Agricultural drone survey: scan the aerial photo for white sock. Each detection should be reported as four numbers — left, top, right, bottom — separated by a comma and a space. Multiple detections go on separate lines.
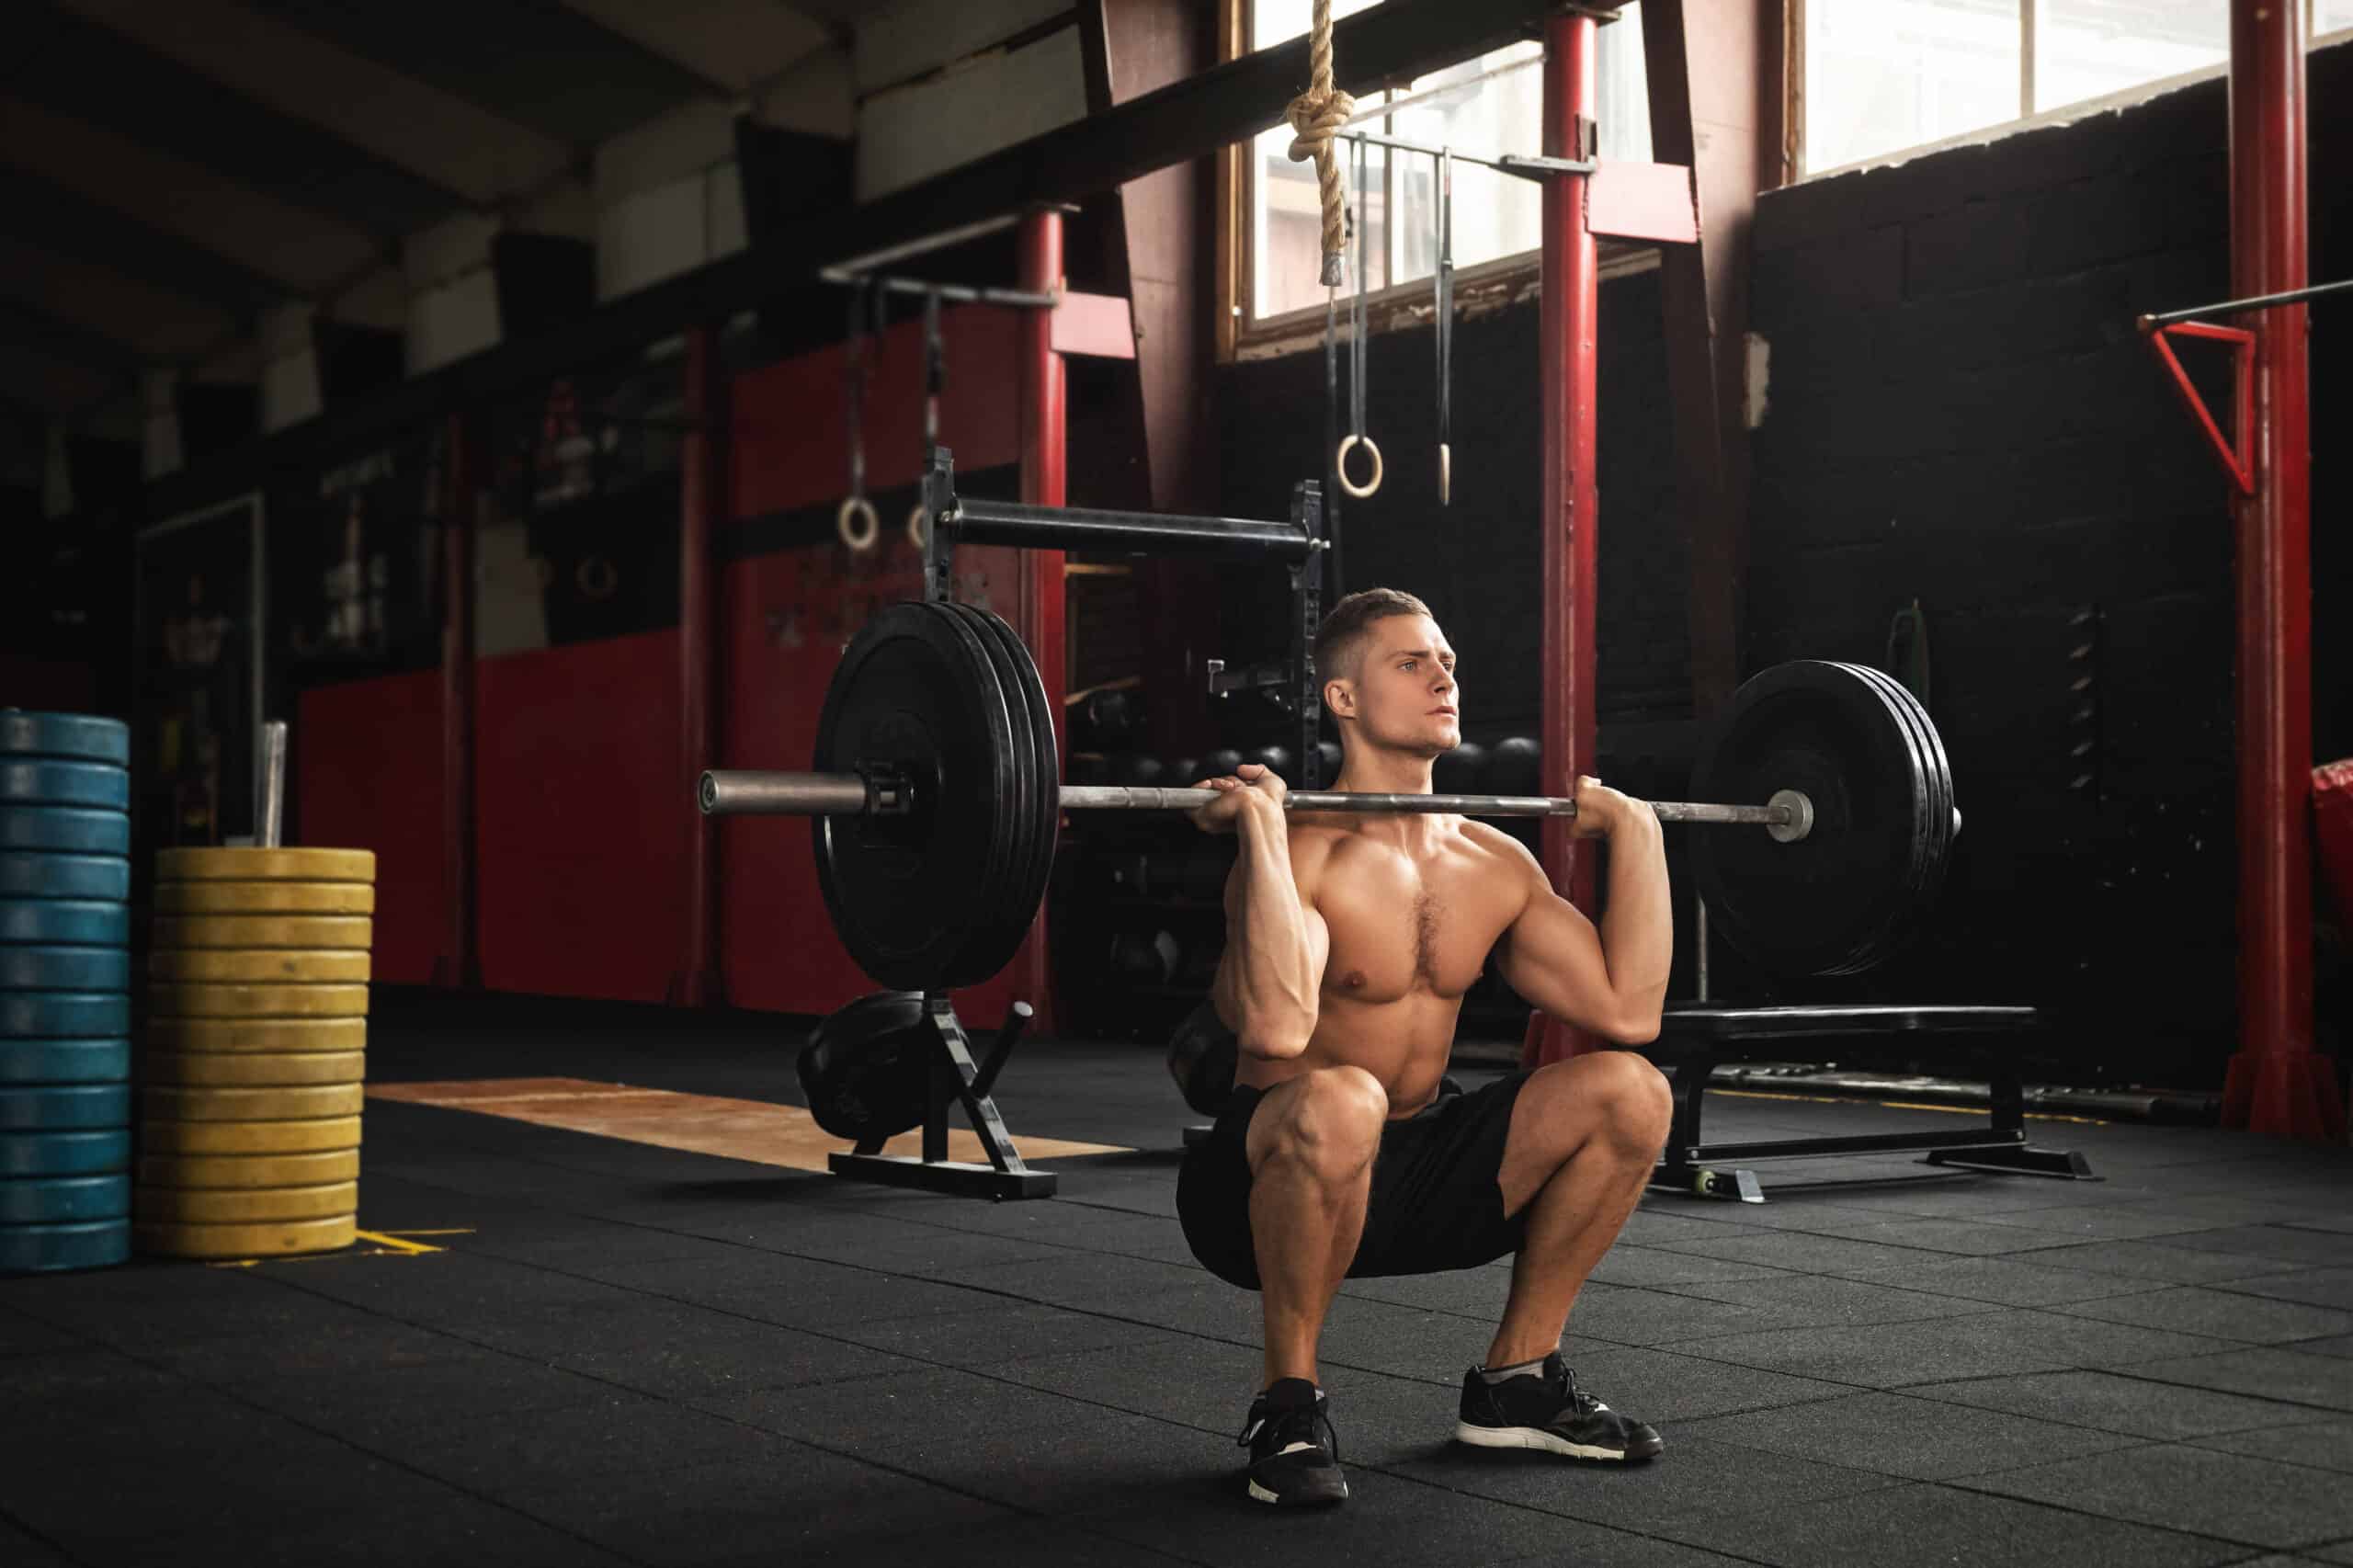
1477, 1354, 1550, 1385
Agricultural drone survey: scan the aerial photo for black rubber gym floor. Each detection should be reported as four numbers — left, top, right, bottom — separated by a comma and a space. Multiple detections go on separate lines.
5, 993, 2350, 1568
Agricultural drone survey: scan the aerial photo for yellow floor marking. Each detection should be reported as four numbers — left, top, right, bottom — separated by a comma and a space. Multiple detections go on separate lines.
352, 1229, 444, 1255
368, 1076, 1129, 1172
1711, 1087, 2104, 1126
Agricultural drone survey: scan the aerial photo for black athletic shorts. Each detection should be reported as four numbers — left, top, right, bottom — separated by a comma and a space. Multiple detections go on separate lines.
1176, 1070, 1535, 1290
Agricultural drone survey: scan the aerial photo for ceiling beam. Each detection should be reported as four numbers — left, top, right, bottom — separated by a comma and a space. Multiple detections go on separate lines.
0, 167, 281, 328
247, 0, 718, 149
762, 0, 1569, 269
15, 1, 477, 238
0, 300, 153, 380
147, 0, 1563, 512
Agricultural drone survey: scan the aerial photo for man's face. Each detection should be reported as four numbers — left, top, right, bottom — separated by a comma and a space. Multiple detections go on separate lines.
1339, 614, 1461, 757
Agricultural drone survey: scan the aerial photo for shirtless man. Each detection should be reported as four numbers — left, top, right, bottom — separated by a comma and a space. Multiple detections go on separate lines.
1176, 587, 1677, 1508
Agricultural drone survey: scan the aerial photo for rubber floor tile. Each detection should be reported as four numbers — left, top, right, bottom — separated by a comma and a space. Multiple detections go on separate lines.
1079, 1462, 1627, 1568
2149, 1229, 2353, 1269
1977, 1207, 2276, 1243
2051, 1286, 2353, 1345
1956, 1443, 2353, 1550
2207, 1272, 2353, 1311
1584, 1244, 1794, 1289
1656, 1270, 2011, 1326
1392, 1431, 1893, 1534
827, 1296, 1183, 1365
226, 1351, 628, 1432
501, 1452, 1014, 1567
1837, 1253, 2177, 1306
343, 1393, 795, 1492
1486, 1342, 1861, 1424
2186, 1417, 2353, 1474
1652, 1480, 2245, 1568
2021, 1241, 2335, 1286
699, 1362, 1112, 1447
1540, 1281, 1833, 1346
2118, 1347, 2353, 1412
462, 1297, 931, 1398
0, 1311, 79, 1356
739, 1513, 1198, 1568
1672, 1308, 2234, 1387
1907, 1368, 2336, 1439
1792, 1217, 2094, 1256
1677, 1389, 2145, 1479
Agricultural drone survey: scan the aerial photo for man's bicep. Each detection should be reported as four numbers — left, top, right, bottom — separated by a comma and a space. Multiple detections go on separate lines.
1495, 857, 1619, 1031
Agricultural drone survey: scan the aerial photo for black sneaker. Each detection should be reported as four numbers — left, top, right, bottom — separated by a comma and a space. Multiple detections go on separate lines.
1236, 1378, 1348, 1506
1455, 1352, 1664, 1461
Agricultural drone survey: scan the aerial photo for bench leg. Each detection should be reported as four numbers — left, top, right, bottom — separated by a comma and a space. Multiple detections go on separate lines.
1650, 1053, 1766, 1202
1919, 1064, 2099, 1180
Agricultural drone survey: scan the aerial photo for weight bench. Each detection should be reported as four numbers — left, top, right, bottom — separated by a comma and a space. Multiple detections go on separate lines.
1644, 1004, 2097, 1202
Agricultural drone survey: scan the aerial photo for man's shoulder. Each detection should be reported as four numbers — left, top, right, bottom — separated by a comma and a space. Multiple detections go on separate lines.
1456, 817, 1542, 870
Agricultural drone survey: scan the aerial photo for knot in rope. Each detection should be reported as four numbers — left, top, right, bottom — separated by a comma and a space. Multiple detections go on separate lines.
1282, 0, 1352, 288
1282, 84, 1358, 168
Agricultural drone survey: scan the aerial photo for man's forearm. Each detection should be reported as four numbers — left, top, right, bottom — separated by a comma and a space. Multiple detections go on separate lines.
1597, 808, 1673, 1036
1223, 798, 1316, 1054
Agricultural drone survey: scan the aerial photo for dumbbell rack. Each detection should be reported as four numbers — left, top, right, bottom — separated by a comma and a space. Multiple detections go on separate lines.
817, 446, 1325, 1200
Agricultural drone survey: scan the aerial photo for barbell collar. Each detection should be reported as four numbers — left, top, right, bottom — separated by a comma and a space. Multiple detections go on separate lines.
699, 769, 1800, 830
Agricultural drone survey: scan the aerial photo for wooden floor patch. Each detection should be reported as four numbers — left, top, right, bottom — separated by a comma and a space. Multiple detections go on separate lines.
367, 1077, 1128, 1172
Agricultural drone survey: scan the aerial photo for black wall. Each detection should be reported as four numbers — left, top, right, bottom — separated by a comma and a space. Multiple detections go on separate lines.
1212, 41, 2352, 1085
1216, 270, 1688, 743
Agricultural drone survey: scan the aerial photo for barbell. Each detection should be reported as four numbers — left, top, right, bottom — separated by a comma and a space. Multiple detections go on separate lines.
699, 601, 1961, 990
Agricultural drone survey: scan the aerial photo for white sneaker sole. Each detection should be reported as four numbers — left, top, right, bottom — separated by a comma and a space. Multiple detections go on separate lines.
1246, 1477, 1347, 1506
1453, 1421, 1654, 1460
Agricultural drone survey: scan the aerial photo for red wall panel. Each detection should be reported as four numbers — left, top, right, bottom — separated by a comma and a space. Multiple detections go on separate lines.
733, 304, 1020, 518
294, 670, 446, 985
474, 629, 688, 1002
719, 310, 1030, 1024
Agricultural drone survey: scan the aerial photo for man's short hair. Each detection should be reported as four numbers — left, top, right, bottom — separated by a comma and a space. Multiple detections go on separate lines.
1313, 587, 1435, 701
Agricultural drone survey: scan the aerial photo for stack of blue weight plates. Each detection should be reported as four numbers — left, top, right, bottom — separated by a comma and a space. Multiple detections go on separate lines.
0, 710, 132, 1275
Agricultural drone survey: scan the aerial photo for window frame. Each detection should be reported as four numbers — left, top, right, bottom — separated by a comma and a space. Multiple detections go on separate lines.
1214, 0, 1656, 363
1791, 0, 2353, 181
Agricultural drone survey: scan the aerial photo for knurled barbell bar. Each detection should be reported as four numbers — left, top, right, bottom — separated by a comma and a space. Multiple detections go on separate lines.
696, 601, 1961, 992
701, 770, 1816, 835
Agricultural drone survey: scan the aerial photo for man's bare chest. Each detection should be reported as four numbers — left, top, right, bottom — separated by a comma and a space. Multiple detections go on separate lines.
1316, 848, 1515, 1002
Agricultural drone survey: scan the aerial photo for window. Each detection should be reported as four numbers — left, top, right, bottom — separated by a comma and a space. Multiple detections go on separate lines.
1235, 1, 1652, 338
1803, 0, 2353, 176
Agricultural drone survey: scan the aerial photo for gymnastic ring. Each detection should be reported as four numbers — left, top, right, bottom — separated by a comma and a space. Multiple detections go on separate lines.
1336, 434, 1383, 499
574, 554, 619, 601
836, 496, 880, 551
906, 505, 929, 551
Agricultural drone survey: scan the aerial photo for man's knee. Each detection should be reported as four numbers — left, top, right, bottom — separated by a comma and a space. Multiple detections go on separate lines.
1586, 1051, 1673, 1155
1253, 1066, 1388, 1184
1534, 1051, 1673, 1159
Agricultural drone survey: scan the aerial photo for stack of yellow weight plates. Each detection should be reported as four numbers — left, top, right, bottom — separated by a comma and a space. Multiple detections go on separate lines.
136, 846, 376, 1259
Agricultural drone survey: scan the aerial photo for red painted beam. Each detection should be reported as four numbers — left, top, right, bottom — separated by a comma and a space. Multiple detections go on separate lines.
2221, 0, 2337, 1140
1011, 210, 1067, 1036
436, 410, 479, 989
1526, 12, 1603, 1070
673, 326, 724, 1006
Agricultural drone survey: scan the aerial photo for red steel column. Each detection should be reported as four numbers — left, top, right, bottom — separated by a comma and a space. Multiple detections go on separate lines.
1013, 209, 1066, 1033
1526, 13, 1603, 1068
2222, 0, 2336, 1139
437, 409, 478, 989
673, 325, 724, 1006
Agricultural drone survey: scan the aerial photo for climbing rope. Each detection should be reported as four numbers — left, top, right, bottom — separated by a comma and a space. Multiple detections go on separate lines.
1283, 0, 1354, 288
